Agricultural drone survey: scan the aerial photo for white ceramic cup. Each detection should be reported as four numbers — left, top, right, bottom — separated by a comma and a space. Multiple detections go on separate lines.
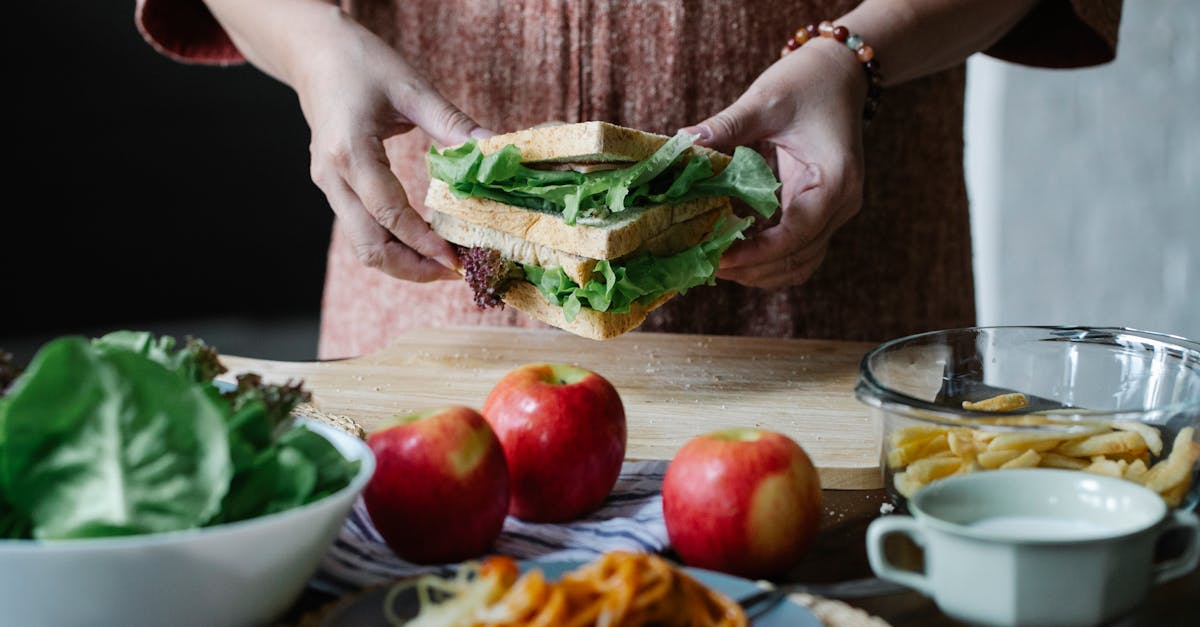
866, 469, 1199, 627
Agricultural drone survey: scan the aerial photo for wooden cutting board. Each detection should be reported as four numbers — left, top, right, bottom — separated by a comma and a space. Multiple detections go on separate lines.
220, 327, 882, 489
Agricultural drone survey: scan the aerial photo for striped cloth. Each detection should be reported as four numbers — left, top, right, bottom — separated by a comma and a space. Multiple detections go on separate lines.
313, 460, 670, 593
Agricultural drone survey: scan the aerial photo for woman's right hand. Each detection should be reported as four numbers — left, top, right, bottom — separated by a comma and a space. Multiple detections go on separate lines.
205, 0, 489, 282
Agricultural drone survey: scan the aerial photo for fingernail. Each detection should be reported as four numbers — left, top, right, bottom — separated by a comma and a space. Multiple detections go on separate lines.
469, 126, 495, 140
681, 124, 712, 144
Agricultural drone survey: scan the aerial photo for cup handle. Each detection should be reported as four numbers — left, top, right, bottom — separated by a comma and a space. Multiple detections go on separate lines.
866, 516, 931, 596
1153, 509, 1200, 585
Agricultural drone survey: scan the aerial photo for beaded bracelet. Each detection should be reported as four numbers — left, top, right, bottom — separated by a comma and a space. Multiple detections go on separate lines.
781, 21, 883, 123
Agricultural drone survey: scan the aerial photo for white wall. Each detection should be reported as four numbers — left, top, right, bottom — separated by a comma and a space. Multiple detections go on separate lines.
966, 1, 1199, 342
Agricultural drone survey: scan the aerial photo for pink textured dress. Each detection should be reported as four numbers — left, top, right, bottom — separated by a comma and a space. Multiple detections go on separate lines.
136, 0, 1121, 359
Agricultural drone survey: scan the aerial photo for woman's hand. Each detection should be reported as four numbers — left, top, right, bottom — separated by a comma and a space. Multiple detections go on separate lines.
683, 37, 867, 289
204, 0, 489, 282
296, 11, 492, 282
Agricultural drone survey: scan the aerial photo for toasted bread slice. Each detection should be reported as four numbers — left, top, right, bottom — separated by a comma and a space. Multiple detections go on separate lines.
636, 208, 727, 258
475, 121, 731, 171
425, 179, 731, 261
503, 281, 674, 340
431, 210, 596, 284
431, 207, 728, 284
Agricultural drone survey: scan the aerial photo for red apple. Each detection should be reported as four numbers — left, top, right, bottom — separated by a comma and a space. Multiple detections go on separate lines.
482, 363, 626, 522
362, 405, 509, 564
662, 428, 823, 579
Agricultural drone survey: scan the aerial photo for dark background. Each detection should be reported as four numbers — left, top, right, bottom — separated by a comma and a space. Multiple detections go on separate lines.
2, 2, 331, 362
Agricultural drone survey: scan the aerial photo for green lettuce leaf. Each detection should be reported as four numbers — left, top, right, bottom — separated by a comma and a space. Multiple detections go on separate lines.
659, 155, 715, 200
1, 338, 232, 539
523, 215, 752, 322
427, 131, 780, 224
598, 130, 697, 213
0, 333, 359, 540
213, 415, 359, 525
93, 331, 226, 384
427, 141, 483, 183
652, 146, 781, 217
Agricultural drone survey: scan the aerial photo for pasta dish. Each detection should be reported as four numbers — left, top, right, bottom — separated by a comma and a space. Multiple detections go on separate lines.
388, 551, 748, 626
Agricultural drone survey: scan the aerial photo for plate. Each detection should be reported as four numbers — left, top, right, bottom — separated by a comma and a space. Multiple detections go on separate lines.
313, 560, 822, 626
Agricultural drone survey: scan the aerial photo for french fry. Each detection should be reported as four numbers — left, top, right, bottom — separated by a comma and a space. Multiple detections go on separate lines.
977, 449, 1024, 469
1040, 452, 1090, 470
1160, 481, 1188, 508
1000, 449, 1042, 469
888, 431, 945, 468
1170, 427, 1197, 458
1105, 450, 1152, 465
1084, 457, 1127, 478
956, 459, 982, 474
1112, 421, 1164, 456
908, 455, 962, 484
972, 429, 999, 444
1124, 459, 1149, 483
886, 412, 1196, 509
962, 393, 1028, 412
894, 471, 922, 498
942, 430, 978, 470
987, 432, 1064, 452
915, 434, 951, 459
1142, 428, 1199, 494
886, 446, 912, 469
889, 426, 947, 448
947, 429, 978, 457
1056, 431, 1147, 458
1140, 460, 1183, 494
886, 428, 948, 467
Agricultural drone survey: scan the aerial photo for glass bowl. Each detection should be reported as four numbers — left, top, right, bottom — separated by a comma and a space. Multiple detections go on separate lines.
855, 326, 1200, 511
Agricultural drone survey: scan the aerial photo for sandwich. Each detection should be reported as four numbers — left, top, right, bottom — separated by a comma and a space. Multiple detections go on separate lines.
424, 121, 780, 339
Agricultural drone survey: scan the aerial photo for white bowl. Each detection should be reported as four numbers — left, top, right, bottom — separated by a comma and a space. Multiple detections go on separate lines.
0, 419, 375, 627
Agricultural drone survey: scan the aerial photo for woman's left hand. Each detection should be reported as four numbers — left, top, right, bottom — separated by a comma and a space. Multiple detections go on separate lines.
683, 37, 868, 289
